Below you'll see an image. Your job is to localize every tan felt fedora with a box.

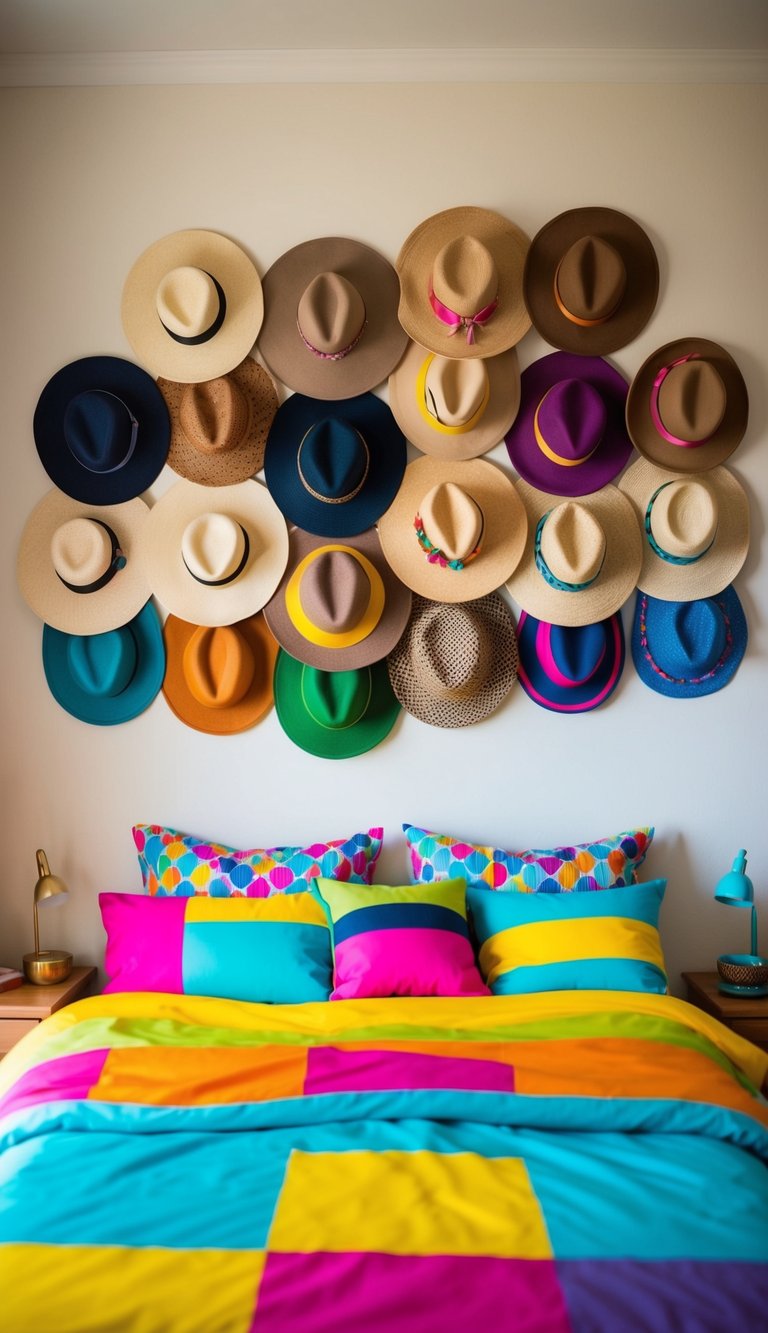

[389,341,521,460]
[162,612,278,735]
[157,357,279,486]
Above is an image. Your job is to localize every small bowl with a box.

[717,954,768,989]
[22,950,73,986]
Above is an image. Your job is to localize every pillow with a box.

[404,822,653,893]
[100,891,332,1003]
[468,879,668,996]
[313,876,490,1001]
[133,824,383,897]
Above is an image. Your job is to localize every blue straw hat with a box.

[517,611,625,713]
[631,586,747,698]
[42,603,166,725]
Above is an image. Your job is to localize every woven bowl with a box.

[717,955,768,988]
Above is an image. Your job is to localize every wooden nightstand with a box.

[682,971,768,1053]
[0,965,97,1057]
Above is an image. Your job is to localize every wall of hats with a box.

[16,197,750,758]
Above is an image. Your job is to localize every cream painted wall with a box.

[1,81,766,993]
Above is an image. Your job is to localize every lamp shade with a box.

[714,849,754,907]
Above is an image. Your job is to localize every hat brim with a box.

[17,490,152,635]
[505,481,643,627]
[505,351,632,495]
[264,526,412,670]
[121,229,264,383]
[517,610,625,713]
[626,338,749,473]
[140,478,289,626]
[389,341,521,460]
[257,237,409,400]
[158,357,279,486]
[42,602,165,725]
[396,206,531,359]
[523,206,659,356]
[264,392,407,537]
[162,612,278,734]
[377,456,527,603]
[274,651,401,758]
[618,456,749,600]
[386,592,519,728]
[631,587,747,698]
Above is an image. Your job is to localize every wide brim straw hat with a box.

[121,228,264,383]
[387,592,519,728]
[516,610,625,713]
[157,357,279,486]
[618,456,749,600]
[389,340,521,461]
[41,602,165,726]
[631,585,747,698]
[396,206,531,359]
[274,651,401,759]
[257,236,409,400]
[162,611,278,734]
[17,489,152,635]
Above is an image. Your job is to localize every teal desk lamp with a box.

[714,850,768,996]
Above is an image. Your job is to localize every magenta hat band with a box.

[518,613,623,714]
[649,354,713,449]
[535,619,607,687]
[428,287,499,345]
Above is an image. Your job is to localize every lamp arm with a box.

[33,899,40,955]
[751,904,758,957]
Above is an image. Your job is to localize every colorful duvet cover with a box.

[1,990,767,1332]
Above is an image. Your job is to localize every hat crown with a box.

[547,621,606,684]
[414,604,490,698]
[183,624,257,708]
[655,598,725,675]
[536,379,607,464]
[419,481,483,564]
[540,502,606,584]
[179,377,250,455]
[557,235,627,322]
[657,360,727,443]
[297,272,366,356]
[156,266,221,339]
[298,419,369,503]
[67,626,137,698]
[649,479,718,559]
[432,235,498,314]
[303,665,370,729]
[181,512,249,585]
[299,549,371,634]
[63,390,137,474]
[51,517,115,587]
[424,357,489,427]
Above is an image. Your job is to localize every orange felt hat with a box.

[162,612,278,734]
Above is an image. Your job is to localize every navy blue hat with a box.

[632,587,747,698]
[517,610,625,713]
[34,356,170,504]
[263,392,407,537]
[42,602,165,726]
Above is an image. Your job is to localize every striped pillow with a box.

[468,880,668,995]
[313,877,490,1001]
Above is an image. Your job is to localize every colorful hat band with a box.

[297,314,368,362]
[533,395,600,468]
[284,546,386,650]
[535,619,606,687]
[644,484,717,567]
[415,355,490,435]
[182,523,250,587]
[428,287,499,345]
[635,592,734,687]
[56,520,127,595]
[649,354,712,448]
[534,511,605,593]
[413,511,483,572]
[65,391,139,474]
[301,666,372,731]
[296,427,371,505]
[159,272,227,346]
[553,258,623,328]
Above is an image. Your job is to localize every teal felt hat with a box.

[273,650,401,758]
[42,603,165,726]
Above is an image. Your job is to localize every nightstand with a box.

[682,971,768,1053]
[0,965,97,1057]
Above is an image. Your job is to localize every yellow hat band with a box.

[285,545,386,649]
[415,355,491,435]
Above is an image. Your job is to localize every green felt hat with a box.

[273,650,401,759]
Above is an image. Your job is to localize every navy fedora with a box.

[517,610,625,713]
[632,586,747,698]
[42,602,166,726]
[34,355,170,504]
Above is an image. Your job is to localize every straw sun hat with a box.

[157,357,279,486]
[388,342,521,461]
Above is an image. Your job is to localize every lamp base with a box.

[23,950,73,986]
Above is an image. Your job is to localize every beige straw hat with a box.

[388,341,521,460]
[157,357,279,486]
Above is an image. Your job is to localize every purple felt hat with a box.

[505,351,633,496]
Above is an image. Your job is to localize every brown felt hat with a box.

[388,341,521,460]
[157,357,279,486]
[162,612,277,734]
[523,207,659,356]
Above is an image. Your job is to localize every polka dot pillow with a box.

[133,824,383,897]
[404,823,653,893]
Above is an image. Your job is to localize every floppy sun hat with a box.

[274,651,401,759]
[618,456,749,600]
[263,391,407,538]
[263,526,412,671]
[396,206,531,358]
[516,610,625,713]
[389,341,521,461]
[17,490,152,635]
[632,586,747,698]
[505,481,643,627]
[33,355,170,505]
[257,236,409,400]
[157,356,278,486]
[523,205,659,355]
[139,478,289,626]
[625,337,749,473]
[121,228,264,383]
[42,602,165,726]
[377,456,527,604]
[162,612,278,734]
[504,350,633,496]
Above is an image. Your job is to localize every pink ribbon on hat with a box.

[428,288,499,345]
[649,353,712,448]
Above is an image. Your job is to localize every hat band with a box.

[296,429,370,505]
[649,354,713,448]
[534,511,605,593]
[182,524,250,586]
[636,592,734,686]
[553,260,623,328]
[535,620,606,687]
[414,511,483,573]
[533,398,599,468]
[159,272,227,346]
[285,546,386,650]
[415,355,490,435]
[69,393,140,474]
[56,521,127,594]
[297,316,367,362]
[301,667,372,731]
[644,485,717,566]
[428,288,499,346]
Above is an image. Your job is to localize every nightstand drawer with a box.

[729,1019,768,1051]
[0,1017,39,1054]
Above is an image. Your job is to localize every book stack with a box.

[0,967,24,992]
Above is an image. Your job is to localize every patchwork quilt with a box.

[1,990,767,1332]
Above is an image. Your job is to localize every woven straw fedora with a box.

[523,206,659,355]
[389,341,521,460]
[274,652,401,759]
[396,206,531,359]
[17,490,151,635]
[387,592,519,728]
[517,610,625,713]
[257,236,409,400]
[121,229,264,383]
[264,526,412,671]
[139,478,289,626]
[162,612,278,734]
[632,586,747,698]
[618,456,749,600]
[157,357,278,486]
[625,337,748,473]
[505,482,643,627]
[42,602,165,726]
